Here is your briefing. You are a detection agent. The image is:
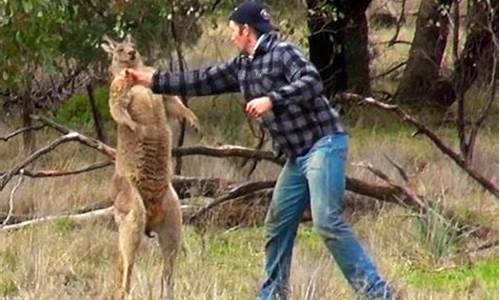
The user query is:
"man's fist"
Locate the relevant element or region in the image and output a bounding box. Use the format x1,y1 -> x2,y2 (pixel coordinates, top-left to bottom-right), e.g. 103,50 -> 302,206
124,69 -> 153,87
245,96 -> 273,118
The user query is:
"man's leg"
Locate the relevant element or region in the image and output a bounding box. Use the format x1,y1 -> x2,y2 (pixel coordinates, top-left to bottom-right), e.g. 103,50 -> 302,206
305,135 -> 393,299
259,160 -> 309,300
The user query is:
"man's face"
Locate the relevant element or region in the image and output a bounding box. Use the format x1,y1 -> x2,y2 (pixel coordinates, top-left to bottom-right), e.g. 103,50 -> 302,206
229,20 -> 250,55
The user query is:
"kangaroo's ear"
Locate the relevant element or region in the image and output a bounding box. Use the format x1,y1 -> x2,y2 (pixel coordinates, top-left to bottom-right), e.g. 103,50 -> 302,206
101,42 -> 114,54
101,35 -> 116,54
125,33 -> 135,44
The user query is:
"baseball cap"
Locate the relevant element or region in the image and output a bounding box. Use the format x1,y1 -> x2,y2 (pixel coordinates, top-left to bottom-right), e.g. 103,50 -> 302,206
229,1 -> 276,33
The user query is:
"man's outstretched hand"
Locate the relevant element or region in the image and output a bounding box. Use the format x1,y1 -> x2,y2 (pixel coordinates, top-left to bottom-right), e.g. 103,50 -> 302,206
124,69 -> 153,87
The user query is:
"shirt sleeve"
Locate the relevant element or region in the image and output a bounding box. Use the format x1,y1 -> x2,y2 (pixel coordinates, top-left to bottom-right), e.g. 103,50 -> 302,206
267,44 -> 324,111
151,57 -> 241,96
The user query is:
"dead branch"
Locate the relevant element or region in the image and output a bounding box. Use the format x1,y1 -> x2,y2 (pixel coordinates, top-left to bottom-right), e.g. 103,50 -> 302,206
389,0 -> 407,46
353,160 -> 491,239
20,161 -> 113,178
452,0 -> 460,62
341,92 -> 498,198
172,176 -> 234,198
371,60 -> 407,80
189,180 -> 276,223
383,154 -> 410,183
31,115 -> 116,159
240,128 -> 267,179
0,132 -> 87,191
469,239 -> 499,253
173,174 -> 431,212
0,206 -> 114,232
466,56 -> 498,163
172,145 -> 285,165
354,161 -> 429,211
2,175 -> 24,226
0,125 -> 46,142
171,172 -> 491,239
373,40 -> 412,46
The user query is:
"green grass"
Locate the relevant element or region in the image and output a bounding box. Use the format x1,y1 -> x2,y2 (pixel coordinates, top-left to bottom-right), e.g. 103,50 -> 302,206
413,209 -> 464,264
0,248 -> 19,272
0,277 -> 18,297
53,217 -> 79,235
0,217 -> 497,299
405,257 -> 499,291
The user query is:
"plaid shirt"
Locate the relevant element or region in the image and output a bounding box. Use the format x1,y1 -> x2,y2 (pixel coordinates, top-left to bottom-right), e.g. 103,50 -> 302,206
151,33 -> 345,158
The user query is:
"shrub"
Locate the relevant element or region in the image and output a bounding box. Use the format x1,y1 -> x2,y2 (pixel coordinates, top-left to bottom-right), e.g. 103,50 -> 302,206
53,87 -> 111,128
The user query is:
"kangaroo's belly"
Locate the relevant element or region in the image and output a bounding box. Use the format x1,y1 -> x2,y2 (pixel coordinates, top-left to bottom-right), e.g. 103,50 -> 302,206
116,126 -> 172,196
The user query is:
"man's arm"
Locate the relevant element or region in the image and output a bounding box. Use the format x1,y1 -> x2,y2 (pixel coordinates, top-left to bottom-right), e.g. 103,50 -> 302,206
151,57 -> 241,96
267,44 -> 324,111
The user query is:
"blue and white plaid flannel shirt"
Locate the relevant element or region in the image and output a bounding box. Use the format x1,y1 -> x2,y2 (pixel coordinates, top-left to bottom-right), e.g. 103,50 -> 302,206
151,33 -> 345,159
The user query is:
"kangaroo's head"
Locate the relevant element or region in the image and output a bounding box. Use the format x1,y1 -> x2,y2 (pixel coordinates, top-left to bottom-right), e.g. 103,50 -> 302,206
101,34 -> 143,77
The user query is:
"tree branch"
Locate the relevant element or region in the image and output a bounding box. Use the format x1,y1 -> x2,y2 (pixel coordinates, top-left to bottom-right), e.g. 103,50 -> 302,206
466,56 -> 498,163
389,0 -> 407,46
0,133 -> 85,191
371,60 -> 407,80
0,206 -> 114,232
31,115 -> 116,159
341,92 -> 498,198
0,125 -> 46,142
172,145 -> 285,165
20,161 -> 113,178
353,161 -> 429,211
189,180 -> 276,223
2,175 -> 24,226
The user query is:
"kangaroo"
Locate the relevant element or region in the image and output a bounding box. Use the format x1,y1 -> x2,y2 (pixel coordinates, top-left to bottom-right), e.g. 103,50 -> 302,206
102,34 -> 198,299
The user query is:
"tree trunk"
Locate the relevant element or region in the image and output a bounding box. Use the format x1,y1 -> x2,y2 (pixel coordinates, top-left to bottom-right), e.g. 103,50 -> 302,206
170,17 -> 188,176
22,95 -> 35,154
306,0 -> 372,98
453,0 -> 498,93
86,84 -> 107,143
343,6 -> 371,95
395,0 -> 453,104
307,2 -> 347,99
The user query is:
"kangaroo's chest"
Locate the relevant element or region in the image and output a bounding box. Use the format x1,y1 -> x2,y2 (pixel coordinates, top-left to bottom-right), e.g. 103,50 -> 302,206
127,86 -> 164,124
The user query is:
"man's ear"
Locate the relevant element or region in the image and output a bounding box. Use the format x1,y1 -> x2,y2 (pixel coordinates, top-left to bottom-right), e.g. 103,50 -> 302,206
243,24 -> 251,36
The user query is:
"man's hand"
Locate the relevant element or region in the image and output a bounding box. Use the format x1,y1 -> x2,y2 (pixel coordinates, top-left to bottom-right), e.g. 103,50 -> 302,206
245,96 -> 273,118
124,69 -> 153,87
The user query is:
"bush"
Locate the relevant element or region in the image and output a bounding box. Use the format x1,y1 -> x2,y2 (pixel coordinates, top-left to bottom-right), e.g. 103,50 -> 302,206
53,87 -> 111,128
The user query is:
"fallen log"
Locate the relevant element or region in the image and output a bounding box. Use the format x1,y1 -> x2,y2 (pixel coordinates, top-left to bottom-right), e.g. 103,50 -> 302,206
0,207 -> 114,232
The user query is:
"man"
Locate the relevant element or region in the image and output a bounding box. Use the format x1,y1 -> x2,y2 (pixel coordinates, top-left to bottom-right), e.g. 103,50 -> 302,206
126,1 -> 394,299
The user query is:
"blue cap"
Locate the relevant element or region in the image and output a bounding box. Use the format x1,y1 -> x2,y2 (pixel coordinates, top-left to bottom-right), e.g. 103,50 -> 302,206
229,1 -> 276,33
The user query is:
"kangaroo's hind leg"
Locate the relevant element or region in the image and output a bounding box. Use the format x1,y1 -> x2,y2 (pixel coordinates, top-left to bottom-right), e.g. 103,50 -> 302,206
153,183 -> 182,299
113,176 -> 147,299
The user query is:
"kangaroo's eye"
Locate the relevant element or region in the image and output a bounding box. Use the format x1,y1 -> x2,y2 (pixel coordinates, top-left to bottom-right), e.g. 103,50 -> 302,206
117,48 -> 124,52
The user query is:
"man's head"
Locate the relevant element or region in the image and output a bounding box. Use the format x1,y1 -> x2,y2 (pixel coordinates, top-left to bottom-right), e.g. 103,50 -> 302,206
229,1 -> 275,55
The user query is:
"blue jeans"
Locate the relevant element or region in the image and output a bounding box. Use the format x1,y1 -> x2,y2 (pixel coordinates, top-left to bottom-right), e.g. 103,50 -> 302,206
259,134 -> 393,300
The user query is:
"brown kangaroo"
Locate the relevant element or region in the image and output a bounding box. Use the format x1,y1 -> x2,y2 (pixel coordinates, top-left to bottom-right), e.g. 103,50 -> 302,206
102,34 -> 198,299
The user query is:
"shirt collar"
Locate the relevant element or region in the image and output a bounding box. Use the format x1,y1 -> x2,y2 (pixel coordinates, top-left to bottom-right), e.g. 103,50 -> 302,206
247,33 -> 276,59
253,34 -> 267,53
